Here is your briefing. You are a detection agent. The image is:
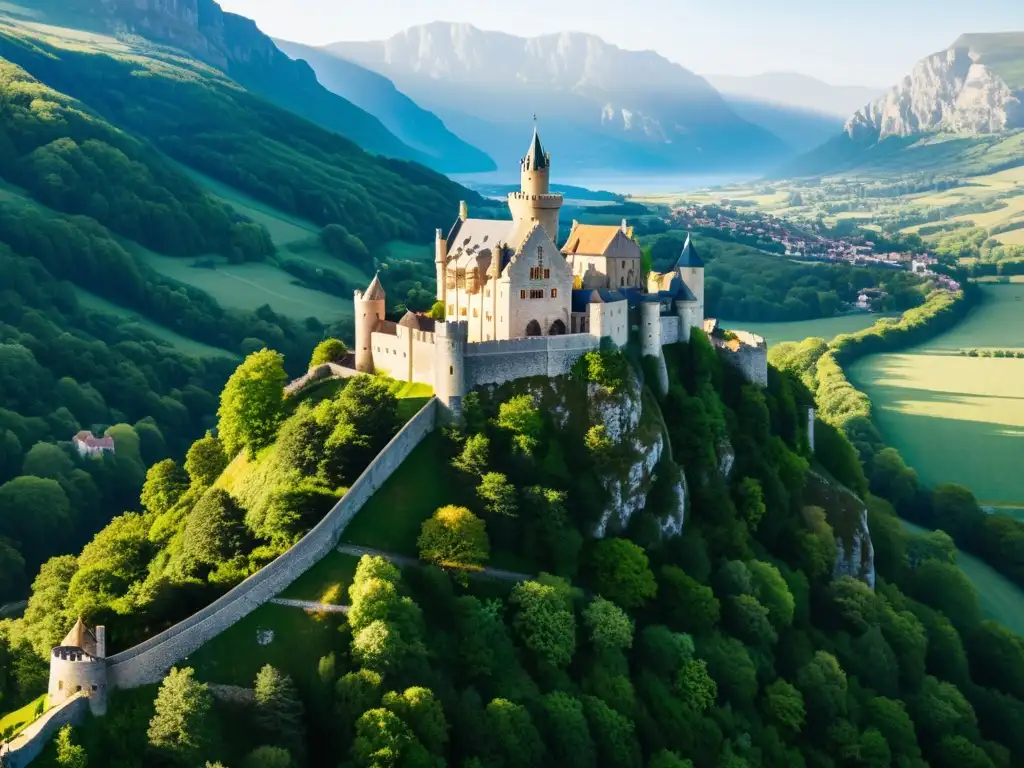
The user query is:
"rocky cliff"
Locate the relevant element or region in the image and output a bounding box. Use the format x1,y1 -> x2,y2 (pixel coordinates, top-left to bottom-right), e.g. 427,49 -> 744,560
845,38 -> 1024,142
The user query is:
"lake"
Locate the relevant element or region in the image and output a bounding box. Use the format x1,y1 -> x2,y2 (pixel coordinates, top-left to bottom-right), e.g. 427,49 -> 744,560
718,313 -> 896,347
451,170 -> 758,196
848,285 -> 1024,507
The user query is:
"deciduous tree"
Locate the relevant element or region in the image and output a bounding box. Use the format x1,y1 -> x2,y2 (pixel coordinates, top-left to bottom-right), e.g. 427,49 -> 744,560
217,350 -> 287,457
418,505 -> 489,572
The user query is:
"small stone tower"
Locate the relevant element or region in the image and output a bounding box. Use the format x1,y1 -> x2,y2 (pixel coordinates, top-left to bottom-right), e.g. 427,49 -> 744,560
676,233 -> 705,321
434,228 -> 447,302
48,617 -> 107,715
354,273 -> 386,374
640,298 -> 662,358
507,124 -> 563,242
433,320 -> 468,418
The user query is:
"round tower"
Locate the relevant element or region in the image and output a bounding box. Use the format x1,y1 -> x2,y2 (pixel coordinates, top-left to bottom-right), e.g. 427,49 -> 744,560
507,124 -> 563,242
640,299 -> 662,358
433,320 -> 467,418
354,273 -> 386,374
676,233 -> 705,322
434,228 -> 447,302
48,619 -> 108,716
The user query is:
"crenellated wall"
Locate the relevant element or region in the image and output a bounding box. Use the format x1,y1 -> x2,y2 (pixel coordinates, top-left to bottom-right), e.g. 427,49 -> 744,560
105,398 -> 439,688
0,695 -> 89,768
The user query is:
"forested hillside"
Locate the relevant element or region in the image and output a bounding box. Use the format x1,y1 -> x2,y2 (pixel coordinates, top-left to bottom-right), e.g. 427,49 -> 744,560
4,335 -> 1023,768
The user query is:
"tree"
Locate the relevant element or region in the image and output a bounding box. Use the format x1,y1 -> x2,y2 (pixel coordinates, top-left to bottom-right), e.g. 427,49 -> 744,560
796,652 -> 848,730
763,679 -> 805,734
335,669 -> 382,743
697,633 -> 758,706
497,395 -> 543,455
309,338 -> 348,367
382,687 -> 448,755
147,667 -> 214,766
351,708 -> 431,768
21,442 -> 75,480
539,692 -> 596,768
180,487 -> 246,574
734,477 -> 766,530
477,472 -> 517,517
724,594 -> 777,648
184,432 -> 227,488
582,597 -> 634,655
657,566 -> 720,635
0,476 -> 71,572
639,625 -> 694,678
580,695 -> 641,768
590,538 -> 657,610
242,746 -> 293,768
428,301 -> 445,321
933,736 -> 997,768
675,659 -> 717,715
254,665 -> 305,758
484,698 -> 545,768
217,349 -> 287,457
747,560 -> 795,630
140,459 -> 188,516
452,433 -> 489,476
647,751 -> 694,768
912,675 -> 978,742
510,578 -> 576,668
865,697 -> 920,761
418,505 -> 489,572
55,723 -> 87,768
913,559 -> 981,630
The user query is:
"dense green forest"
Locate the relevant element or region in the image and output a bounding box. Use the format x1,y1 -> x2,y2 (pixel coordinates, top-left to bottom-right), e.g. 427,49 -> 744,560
3,335 -> 1023,768
643,232 -> 930,321
771,287 -> 1024,592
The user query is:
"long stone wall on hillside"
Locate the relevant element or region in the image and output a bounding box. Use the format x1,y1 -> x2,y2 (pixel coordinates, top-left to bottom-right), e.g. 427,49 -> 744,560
106,398 -> 439,688
465,334 -> 599,388
0,695 -> 88,768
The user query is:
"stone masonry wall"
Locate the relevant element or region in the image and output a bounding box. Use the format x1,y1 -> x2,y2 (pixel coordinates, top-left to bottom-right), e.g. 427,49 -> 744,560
659,316 -> 680,346
0,695 -> 88,768
464,333 -> 599,388
106,398 -> 439,688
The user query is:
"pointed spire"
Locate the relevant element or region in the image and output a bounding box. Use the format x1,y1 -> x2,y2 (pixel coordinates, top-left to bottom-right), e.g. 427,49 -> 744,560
524,122 -> 548,171
365,271 -> 386,300
676,232 -> 704,269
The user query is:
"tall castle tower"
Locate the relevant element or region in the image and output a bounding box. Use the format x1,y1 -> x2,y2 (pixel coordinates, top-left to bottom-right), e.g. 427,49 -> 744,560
676,233 -> 705,320
354,273 -> 386,373
48,617 -> 108,715
507,124 -> 563,242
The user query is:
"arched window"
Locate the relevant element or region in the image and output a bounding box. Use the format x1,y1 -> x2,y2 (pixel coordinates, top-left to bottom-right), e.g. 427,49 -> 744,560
549,319 -> 566,336
525,320 -> 542,336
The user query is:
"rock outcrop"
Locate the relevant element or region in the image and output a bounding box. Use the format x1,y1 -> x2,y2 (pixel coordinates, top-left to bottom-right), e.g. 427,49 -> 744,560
845,41 -> 1024,142
806,471 -> 876,588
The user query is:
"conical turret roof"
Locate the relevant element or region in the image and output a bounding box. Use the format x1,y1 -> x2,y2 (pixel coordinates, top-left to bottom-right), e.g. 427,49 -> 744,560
60,617 -> 97,655
675,233 -> 704,268
364,272 -> 386,300
524,125 -> 548,171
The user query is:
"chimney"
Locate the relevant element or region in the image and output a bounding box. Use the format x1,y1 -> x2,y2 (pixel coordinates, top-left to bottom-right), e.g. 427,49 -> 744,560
95,625 -> 106,659
621,218 -> 628,233
459,200 -> 468,221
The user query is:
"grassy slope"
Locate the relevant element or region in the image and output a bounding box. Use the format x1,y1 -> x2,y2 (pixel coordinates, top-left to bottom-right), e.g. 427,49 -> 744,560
848,285 -> 1024,506
0,694 -> 47,738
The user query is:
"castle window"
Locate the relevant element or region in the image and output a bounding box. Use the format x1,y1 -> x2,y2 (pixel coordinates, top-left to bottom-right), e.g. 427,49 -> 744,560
622,261 -> 626,268
486,312 -> 492,321
59,680 -> 63,691
91,685 -> 97,692
472,308 -> 479,317
551,288 -> 558,298
530,289 -> 544,299
530,267 -> 542,280
620,277 -> 625,286
448,304 -> 454,314
450,366 -> 454,375
486,289 -> 491,297
520,290 -> 527,299
460,307 -> 467,316
544,269 -> 550,279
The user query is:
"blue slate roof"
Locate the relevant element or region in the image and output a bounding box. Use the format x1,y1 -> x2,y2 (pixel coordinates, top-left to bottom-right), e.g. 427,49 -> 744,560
676,233 -> 704,269
571,287 -> 627,313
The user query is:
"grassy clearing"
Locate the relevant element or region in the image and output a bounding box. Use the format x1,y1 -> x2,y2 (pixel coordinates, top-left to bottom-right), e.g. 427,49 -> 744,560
72,287 -> 237,359
994,227 -> 1024,246
385,240 -> 432,262
719,314 -> 898,347
899,519 -> 1024,635
134,246 -> 353,323
278,551 -> 360,605
848,286 -> 1024,507
188,602 -> 345,689
0,694 -> 47,739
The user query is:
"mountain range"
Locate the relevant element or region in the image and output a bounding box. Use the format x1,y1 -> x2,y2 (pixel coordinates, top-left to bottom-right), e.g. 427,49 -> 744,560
783,32 -> 1024,177
323,22 -> 795,174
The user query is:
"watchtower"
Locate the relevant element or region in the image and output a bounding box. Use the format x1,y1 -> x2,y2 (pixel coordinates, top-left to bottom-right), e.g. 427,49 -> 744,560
48,618 -> 108,715
507,124 -> 563,242
354,273 -> 386,374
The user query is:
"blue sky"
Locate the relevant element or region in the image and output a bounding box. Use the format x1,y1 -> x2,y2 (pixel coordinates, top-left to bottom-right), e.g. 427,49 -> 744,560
219,0 -> 1023,86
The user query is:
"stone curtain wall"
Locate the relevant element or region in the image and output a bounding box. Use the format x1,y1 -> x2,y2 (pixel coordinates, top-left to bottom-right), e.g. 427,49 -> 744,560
659,316 -> 680,346
106,398 -> 439,688
0,695 -> 88,768
284,363 -> 362,396
464,334 -> 600,388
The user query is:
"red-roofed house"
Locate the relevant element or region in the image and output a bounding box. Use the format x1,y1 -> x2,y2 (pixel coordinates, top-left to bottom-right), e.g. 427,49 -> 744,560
73,430 -> 115,458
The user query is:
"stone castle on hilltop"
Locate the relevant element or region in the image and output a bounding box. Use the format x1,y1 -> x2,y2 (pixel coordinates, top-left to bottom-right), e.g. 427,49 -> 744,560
347,126 -> 766,412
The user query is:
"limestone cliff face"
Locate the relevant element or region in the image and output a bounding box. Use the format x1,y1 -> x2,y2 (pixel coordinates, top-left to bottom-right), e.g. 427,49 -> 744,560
587,371 -> 685,539
845,45 -> 1024,142
806,472 -> 876,588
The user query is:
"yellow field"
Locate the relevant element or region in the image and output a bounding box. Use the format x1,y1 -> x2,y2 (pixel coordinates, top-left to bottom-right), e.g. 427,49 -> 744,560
994,227 -> 1024,246
952,193 -> 1024,229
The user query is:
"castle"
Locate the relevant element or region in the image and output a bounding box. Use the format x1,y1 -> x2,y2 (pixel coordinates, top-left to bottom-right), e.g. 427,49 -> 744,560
47,618 -> 107,716
352,126 -> 766,412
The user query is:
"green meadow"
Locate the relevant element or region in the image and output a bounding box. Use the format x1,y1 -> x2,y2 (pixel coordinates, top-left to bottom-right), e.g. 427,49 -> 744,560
719,313 -> 898,347
900,519 -> 1024,635
848,285 -> 1024,507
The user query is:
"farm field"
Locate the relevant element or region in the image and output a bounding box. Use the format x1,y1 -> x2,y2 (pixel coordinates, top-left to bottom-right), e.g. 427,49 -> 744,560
900,519 -> 1024,635
848,286 -> 1024,507
719,313 -> 896,347
135,247 -> 353,323
72,287 -> 237,359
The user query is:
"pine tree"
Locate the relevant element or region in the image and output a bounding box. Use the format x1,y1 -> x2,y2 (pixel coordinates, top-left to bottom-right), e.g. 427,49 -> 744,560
254,664 -> 305,758
147,667 -> 213,766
